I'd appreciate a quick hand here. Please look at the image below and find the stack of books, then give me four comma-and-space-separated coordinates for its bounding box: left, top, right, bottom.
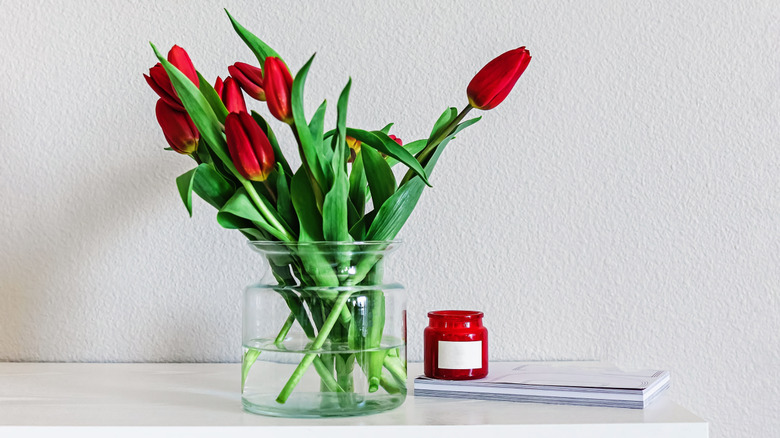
413, 362, 670, 409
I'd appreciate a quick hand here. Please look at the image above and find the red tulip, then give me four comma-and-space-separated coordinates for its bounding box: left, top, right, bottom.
467, 47, 531, 110
263, 57, 294, 124
221, 77, 247, 113
388, 135, 403, 146
225, 111, 275, 181
214, 76, 224, 97
229, 62, 265, 101
155, 99, 199, 154
144, 45, 200, 111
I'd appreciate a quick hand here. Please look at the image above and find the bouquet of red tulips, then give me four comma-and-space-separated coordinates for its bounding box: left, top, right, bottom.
145, 10, 530, 413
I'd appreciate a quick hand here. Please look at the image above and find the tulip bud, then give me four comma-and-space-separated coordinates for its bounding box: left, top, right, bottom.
144, 45, 200, 111
346, 136, 361, 163
467, 47, 531, 110
225, 111, 275, 181
221, 77, 247, 113
155, 99, 199, 154
263, 57, 294, 124
166, 45, 199, 85
229, 62, 266, 101
388, 134, 403, 146
214, 76, 224, 97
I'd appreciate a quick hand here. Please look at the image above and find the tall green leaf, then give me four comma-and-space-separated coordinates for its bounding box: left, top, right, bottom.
346, 128, 429, 186
290, 168, 324, 242
322, 172, 350, 242
362, 146, 396, 210
197, 71, 228, 123
334, 79, 352, 175
309, 99, 333, 180
290, 168, 339, 287
291, 54, 327, 190
225, 10, 283, 64
251, 111, 292, 177
275, 166, 298, 236
348, 151, 367, 218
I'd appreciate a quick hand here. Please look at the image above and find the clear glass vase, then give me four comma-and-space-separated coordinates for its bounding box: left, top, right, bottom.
241, 241, 407, 418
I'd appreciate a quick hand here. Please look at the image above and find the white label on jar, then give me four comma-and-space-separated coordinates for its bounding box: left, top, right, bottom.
438, 340, 482, 369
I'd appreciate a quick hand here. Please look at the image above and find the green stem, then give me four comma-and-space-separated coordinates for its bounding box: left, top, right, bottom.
383, 355, 407, 387
241, 179, 294, 241
274, 313, 296, 345
400, 104, 473, 186
379, 368, 401, 394
263, 179, 278, 204
243, 311, 297, 393
312, 356, 344, 393
276, 291, 352, 403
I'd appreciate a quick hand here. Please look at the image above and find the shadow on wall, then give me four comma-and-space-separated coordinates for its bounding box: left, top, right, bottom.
0, 152, 197, 361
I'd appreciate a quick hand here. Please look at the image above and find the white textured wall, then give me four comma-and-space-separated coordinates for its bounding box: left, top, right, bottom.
1, 0, 778, 436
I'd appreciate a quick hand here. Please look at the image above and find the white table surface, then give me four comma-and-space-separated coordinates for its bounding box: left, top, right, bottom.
0, 362, 707, 438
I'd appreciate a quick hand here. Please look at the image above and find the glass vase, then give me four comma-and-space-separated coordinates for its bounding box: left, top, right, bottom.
241, 241, 407, 418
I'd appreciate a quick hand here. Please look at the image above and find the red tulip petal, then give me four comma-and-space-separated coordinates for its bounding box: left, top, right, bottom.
467, 47, 530, 110
214, 76, 224, 97
167, 45, 199, 86
156, 100, 198, 154
240, 112, 275, 180
222, 77, 247, 113
147, 65, 184, 110
263, 57, 293, 124
229, 64, 265, 100
482, 52, 531, 110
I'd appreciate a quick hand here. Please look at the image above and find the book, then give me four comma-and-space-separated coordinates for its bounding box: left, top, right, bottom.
413, 362, 670, 409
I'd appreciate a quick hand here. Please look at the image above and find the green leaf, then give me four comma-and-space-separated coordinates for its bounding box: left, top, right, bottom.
348, 151, 367, 218
217, 188, 288, 241
322, 171, 350, 242
290, 167, 324, 242
192, 163, 234, 210
429, 107, 458, 141
450, 116, 482, 138
366, 132, 455, 241
275, 166, 297, 235
349, 210, 375, 241
251, 111, 292, 177
225, 10, 282, 64
291, 54, 327, 190
309, 99, 333, 180
334, 79, 352, 175
176, 168, 197, 217
240, 228, 267, 241
346, 128, 430, 186
346, 197, 361, 231
197, 71, 228, 123
386, 139, 426, 167
379, 123, 394, 134
291, 168, 340, 287
362, 146, 396, 210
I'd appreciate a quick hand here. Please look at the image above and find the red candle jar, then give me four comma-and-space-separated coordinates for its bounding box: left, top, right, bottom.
424, 310, 488, 380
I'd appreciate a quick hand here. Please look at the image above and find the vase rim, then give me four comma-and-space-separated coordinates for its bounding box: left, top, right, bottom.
247, 240, 402, 254
247, 240, 401, 246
